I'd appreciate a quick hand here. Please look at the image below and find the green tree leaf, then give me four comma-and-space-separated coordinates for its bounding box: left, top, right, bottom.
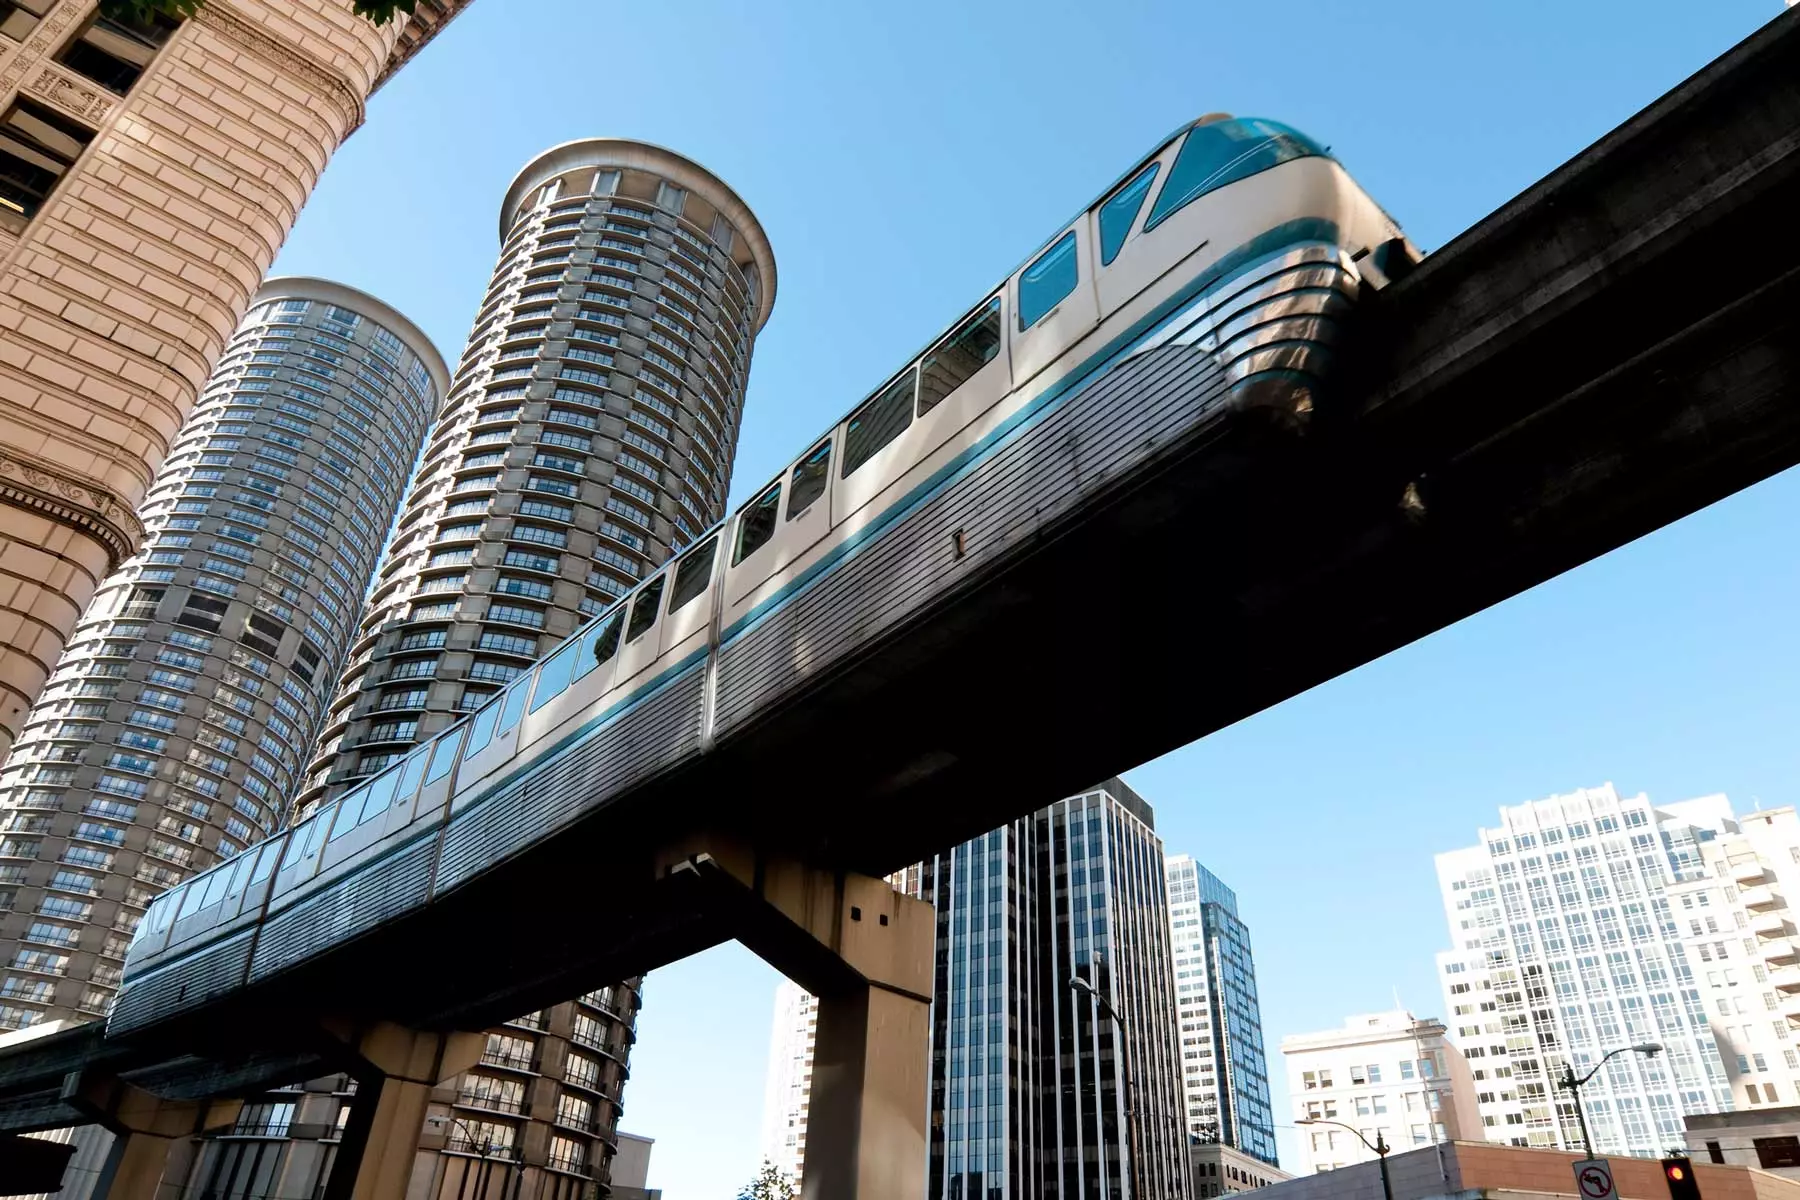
735, 1159, 797, 1200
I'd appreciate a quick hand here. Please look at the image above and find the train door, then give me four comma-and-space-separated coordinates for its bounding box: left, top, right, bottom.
1009, 222, 1100, 386
725, 438, 834, 613
658, 535, 720, 658
612, 572, 668, 685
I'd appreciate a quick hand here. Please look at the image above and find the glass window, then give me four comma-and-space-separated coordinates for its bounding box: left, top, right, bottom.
0, 99, 93, 223
529, 640, 580, 713
1098, 162, 1161, 265
788, 441, 831, 518
919, 298, 1003, 415
668, 538, 718, 614
496, 682, 530, 734
462, 702, 500, 759
626, 576, 666, 643
1146, 118, 1325, 231
841, 371, 916, 478
577, 610, 623, 677
734, 483, 780, 565
250, 838, 282, 884
424, 728, 464, 784
1018, 232, 1078, 330
330, 786, 372, 840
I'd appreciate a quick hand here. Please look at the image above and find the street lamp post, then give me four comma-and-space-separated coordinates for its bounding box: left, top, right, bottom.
1556, 1042, 1664, 1156
1071, 972, 1145, 1199
1295, 1118, 1394, 1200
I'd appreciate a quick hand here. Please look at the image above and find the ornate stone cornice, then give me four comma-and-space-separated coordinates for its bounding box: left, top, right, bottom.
24, 60, 114, 124
0, 449, 142, 569
193, 1, 366, 135
0, 2, 84, 95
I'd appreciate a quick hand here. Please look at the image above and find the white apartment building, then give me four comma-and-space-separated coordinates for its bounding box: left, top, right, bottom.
1660, 799, 1800, 1114
1280, 1010, 1481, 1175
1435, 783, 1734, 1158
759, 979, 817, 1186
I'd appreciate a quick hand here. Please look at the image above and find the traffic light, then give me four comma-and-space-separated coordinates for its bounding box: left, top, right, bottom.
1662, 1156, 1702, 1200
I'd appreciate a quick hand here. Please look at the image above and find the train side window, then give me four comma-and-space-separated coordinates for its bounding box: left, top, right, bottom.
733, 483, 780, 565
329, 786, 372, 840
841, 370, 916, 478
1098, 163, 1161, 265
395, 748, 430, 802
221, 853, 254, 903
425, 728, 464, 784
668, 537, 719, 613
585, 610, 624, 669
196, 862, 232, 910
919, 298, 1003, 415
496, 681, 531, 734
176, 877, 210, 919
529, 639, 581, 713
626, 575, 665, 642
361, 768, 401, 823
1018, 232, 1078, 330
462, 703, 500, 758
249, 838, 282, 884
787, 442, 831, 518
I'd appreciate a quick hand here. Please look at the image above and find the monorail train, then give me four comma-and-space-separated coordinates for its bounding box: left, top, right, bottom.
111, 114, 1415, 1035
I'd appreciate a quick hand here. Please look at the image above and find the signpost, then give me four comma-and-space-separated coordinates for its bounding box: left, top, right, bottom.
1575, 1158, 1618, 1200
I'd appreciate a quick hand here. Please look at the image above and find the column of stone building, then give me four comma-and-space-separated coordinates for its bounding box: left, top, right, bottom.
0, 277, 446, 1196
0, 0, 473, 760
276, 139, 775, 1200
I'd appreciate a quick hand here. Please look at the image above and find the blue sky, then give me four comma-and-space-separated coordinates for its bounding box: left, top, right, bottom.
272, 1, 1797, 1192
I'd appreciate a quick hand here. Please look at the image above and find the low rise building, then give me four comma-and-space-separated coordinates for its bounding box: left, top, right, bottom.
1191, 1140, 1291, 1197
1280, 1010, 1482, 1175
1239, 1140, 1800, 1200
1687, 1107, 1800, 1179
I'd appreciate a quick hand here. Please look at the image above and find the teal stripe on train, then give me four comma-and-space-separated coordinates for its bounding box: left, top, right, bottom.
719, 217, 1343, 648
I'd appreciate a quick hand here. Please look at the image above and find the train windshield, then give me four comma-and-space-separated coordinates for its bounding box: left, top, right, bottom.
1146, 118, 1327, 232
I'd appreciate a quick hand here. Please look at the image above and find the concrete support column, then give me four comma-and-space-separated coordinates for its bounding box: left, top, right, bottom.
318, 1021, 485, 1200
806, 979, 932, 1200
659, 838, 935, 1200
64, 1078, 241, 1200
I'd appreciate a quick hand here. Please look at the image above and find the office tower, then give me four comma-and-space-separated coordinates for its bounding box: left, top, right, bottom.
900, 779, 1189, 1200
759, 979, 817, 1187
1165, 854, 1278, 1163
1279, 1010, 1482, 1175
0, 0, 470, 760
286, 139, 774, 1200
0, 278, 443, 1199
1434, 783, 1735, 1156
1657, 799, 1800, 1115
759, 783, 1189, 1199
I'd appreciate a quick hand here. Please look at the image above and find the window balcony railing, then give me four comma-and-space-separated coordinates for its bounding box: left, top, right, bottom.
455, 1090, 525, 1115
479, 1048, 537, 1073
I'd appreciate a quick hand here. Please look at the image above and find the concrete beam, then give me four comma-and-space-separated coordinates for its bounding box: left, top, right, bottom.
61, 1075, 240, 1200
317, 1022, 485, 1200
659, 837, 933, 1200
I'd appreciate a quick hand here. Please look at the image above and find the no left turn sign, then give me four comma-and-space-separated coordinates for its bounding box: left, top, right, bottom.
1574, 1158, 1617, 1200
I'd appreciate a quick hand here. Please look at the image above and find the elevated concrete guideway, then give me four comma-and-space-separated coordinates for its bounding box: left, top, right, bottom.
7, 10, 1800, 1198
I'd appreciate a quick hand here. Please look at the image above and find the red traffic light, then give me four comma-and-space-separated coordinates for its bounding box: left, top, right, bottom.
1661, 1156, 1701, 1200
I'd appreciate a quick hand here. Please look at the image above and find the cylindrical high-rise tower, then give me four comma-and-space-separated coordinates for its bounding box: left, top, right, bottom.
0, 278, 446, 1036
288, 141, 774, 1200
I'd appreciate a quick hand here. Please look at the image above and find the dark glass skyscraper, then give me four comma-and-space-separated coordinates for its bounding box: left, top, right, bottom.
908, 780, 1190, 1199
1165, 855, 1277, 1165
